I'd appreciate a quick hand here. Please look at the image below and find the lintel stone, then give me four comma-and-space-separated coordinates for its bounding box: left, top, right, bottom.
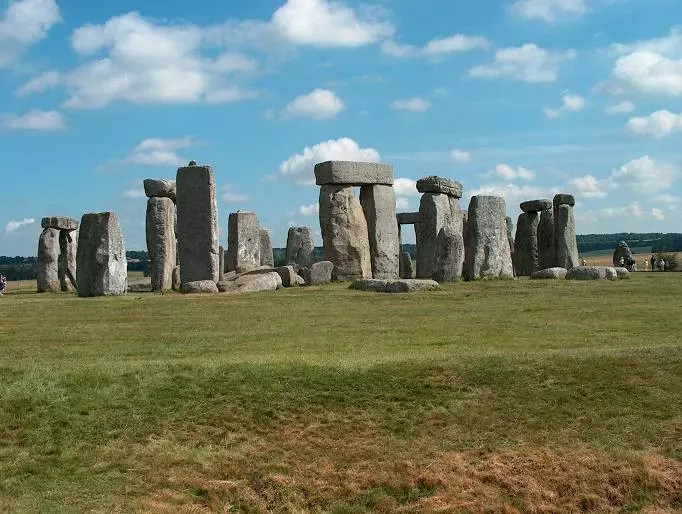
520, 199, 552, 213
41, 216, 78, 231
397, 212, 419, 225
416, 176, 463, 198
314, 161, 393, 186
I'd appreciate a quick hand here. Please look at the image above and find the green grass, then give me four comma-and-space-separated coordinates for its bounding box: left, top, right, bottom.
1, 275, 681, 512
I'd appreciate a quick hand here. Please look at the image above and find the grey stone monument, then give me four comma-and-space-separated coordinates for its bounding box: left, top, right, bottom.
146, 196, 176, 291
227, 211, 261, 273
286, 227, 315, 267
465, 195, 514, 280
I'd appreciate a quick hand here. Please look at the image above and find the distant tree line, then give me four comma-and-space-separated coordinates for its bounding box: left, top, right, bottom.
576, 233, 665, 253
651, 234, 682, 253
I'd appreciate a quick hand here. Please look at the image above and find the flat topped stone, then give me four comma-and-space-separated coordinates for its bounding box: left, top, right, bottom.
144, 179, 176, 201
396, 212, 419, 225
41, 216, 78, 231
314, 161, 394, 186
553, 193, 575, 207
566, 266, 618, 281
416, 176, 463, 198
520, 199, 552, 213
350, 278, 440, 293
530, 267, 567, 279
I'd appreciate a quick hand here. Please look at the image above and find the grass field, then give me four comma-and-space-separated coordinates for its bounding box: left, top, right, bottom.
1, 275, 681, 512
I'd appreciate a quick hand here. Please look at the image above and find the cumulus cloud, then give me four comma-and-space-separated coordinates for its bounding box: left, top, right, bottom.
0, 0, 60, 68
492, 164, 535, 181
608, 156, 680, 194
122, 183, 146, 199
2, 109, 64, 130
393, 178, 418, 197
381, 34, 489, 59
511, 0, 587, 22
221, 185, 250, 203
451, 149, 472, 163
283, 89, 345, 119
5, 217, 35, 233
279, 137, 380, 185
652, 208, 665, 220
15, 70, 60, 97
568, 175, 607, 198
469, 183, 548, 208
580, 202, 645, 221
605, 100, 635, 115
626, 110, 682, 139
544, 92, 586, 118
469, 44, 575, 83
299, 203, 319, 215
391, 97, 431, 112
124, 137, 197, 166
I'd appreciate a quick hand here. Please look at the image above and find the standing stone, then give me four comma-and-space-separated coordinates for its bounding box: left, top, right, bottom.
58, 229, 78, 292
506, 217, 514, 256
172, 266, 181, 291
513, 212, 540, 276
360, 184, 400, 279
465, 196, 514, 280
260, 229, 274, 268
76, 212, 127, 297
227, 212, 261, 273
286, 227, 315, 267
300, 261, 334, 286
37, 228, 59, 293
319, 185, 372, 281
416, 193, 461, 279
613, 241, 636, 271
400, 251, 414, 279
146, 197, 176, 291
554, 194, 579, 270
176, 165, 219, 284
538, 208, 555, 270
433, 225, 464, 282
218, 245, 225, 282
462, 211, 469, 276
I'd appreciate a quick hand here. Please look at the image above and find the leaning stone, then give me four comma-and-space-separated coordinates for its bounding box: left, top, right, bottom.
360, 184, 400, 279
275, 265, 297, 287
146, 197, 176, 291
143, 179, 176, 201
433, 225, 464, 282
530, 267, 567, 279
520, 199, 553, 213
350, 279, 440, 293
396, 212, 419, 225
286, 227, 315, 267
399, 251, 414, 279
300, 261, 334, 286
465, 196, 514, 280
513, 212, 540, 276
76, 212, 127, 297
416, 193, 461, 279
416, 176, 463, 198
180, 280, 218, 294
554, 202, 579, 269
41, 216, 79, 231
237, 272, 282, 293
58, 229, 78, 292
37, 228, 60, 293
319, 185, 372, 280
226, 211, 261, 273
314, 161, 393, 186
614, 267, 630, 279
537, 208, 555, 269
260, 229, 274, 268
176, 165, 219, 283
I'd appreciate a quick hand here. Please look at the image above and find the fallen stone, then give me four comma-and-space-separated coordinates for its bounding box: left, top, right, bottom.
275, 265, 297, 287
180, 280, 218, 294
314, 161, 393, 186
146, 197, 176, 291
226, 211, 261, 273
236, 272, 282, 293
350, 279, 440, 293
433, 225, 464, 282
41, 216, 79, 231
530, 267, 567, 279
566, 266, 618, 281
360, 184, 400, 279
614, 267, 630, 279
553, 193, 575, 207
300, 261, 334, 286
605, 267, 618, 280
396, 212, 419, 225
520, 199, 553, 213
286, 227, 315, 267
37, 228, 60, 293
217, 280, 239, 293
128, 281, 152, 293
143, 179, 176, 201
234, 268, 282, 287
260, 229, 274, 268
399, 251, 414, 279
58, 229, 77, 292
465, 196, 514, 280
416, 176, 463, 198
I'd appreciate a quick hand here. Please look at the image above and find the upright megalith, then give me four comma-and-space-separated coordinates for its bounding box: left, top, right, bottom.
260, 229, 274, 268
360, 184, 399, 279
433, 225, 464, 282
286, 227, 315, 267
319, 185, 372, 281
227, 211, 261, 273
399, 251, 414, 279
58, 229, 78, 292
37, 228, 59, 292
146, 197, 176, 291
76, 212, 127, 297
553, 194, 579, 270
613, 241, 636, 271
537, 208, 555, 270
514, 212, 540, 276
218, 245, 225, 282
465, 195, 514, 280
176, 163, 219, 284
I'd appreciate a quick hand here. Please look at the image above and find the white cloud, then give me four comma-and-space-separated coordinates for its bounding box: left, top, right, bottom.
451, 149, 472, 163
221, 185, 250, 203
279, 137, 380, 185
608, 156, 680, 194
543, 108, 560, 119
299, 203, 319, 215
393, 177, 418, 197
605, 100, 635, 115
3, 109, 64, 130
124, 137, 196, 166
568, 175, 607, 198
511, 0, 587, 22
283, 89, 345, 120
5, 217, 35, 233
469, 44, 575, 83
544, 92, 586, 118
122, 184, 146, 199
396, 198, 410, 210
0, 0, 61, 68
581, 202, 645, 221
15, 70, 60, 97
493, 164, 535, 181
391, 97, 431, 112
652, 208, 665, 220
469, 183, 548, 208
626, 110, 682, 139
381, 34, 489, 59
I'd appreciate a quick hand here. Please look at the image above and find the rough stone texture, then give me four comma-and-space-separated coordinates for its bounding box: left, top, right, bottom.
416, 193, 462, 279
180, 280, 218, 294
176, 165, 219, 284
144, 179, 176, 201
399, 251, 414, 279
520, 199, 553, 213
227, 211, 261, 273
146, 197, 176, 292
76, 212, 127, 297
300, 261, 334, 286
613, 241, 636, 271
604, 267, 618, 281
554, 203, 580, 269
506, 216, 514, 266
41, 216, 78, 231
433, 225, 464, 282
614, 267, 630, 279
58, 229, 78, 292
236, 272, 282, 293
537, 208, 555, 270
465, 195, 514, 280
218, 245, 225, 282
314, 161, 393, 186
462, 211, 469, 275
360, 184, 400, 279
553, 193, 576, 207
566, 266, 617, 280
37, 228, 60, 293
286, 227, 315, 267
217, 280, 239, 293
172, 266, 181, 291
259, 230, 274, 268
275, 265, 297, 287
416, 176, 463, 198
319, 185, 372, 281
396, 212, 419, 225
350, 279, 440, 293
530, 267, 567, 279
513, 212, 540, 276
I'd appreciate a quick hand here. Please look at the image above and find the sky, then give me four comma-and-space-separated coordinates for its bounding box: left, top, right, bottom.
1, 0, 681, 255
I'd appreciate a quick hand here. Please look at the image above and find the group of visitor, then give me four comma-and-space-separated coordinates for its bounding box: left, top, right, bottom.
650, 255, 670, 271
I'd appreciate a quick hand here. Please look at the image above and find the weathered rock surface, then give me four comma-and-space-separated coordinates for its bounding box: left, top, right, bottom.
350, 279, 440, 293
172, 266, 181, 290
614, 267, 630, 279
319, 185, 372, 280
399, 251, 414, 279
146, 197, 176, 291
235, 271, 282, 293
360, 184, 400, 279
530, 267, 567, 279
520, 199, 552, 213
566, 266, 617, 281
180, 280, 219, 294
554, 202, 579, 269
553, 194, 575, 207
604, 267, 618, 281
58, 229, 78, 292
218, 245, 225, 282
76, 212, 127, 297
176, 165, 219, 283
217, 280, 239, 293
37, 228, 60, 292
433, 225, 464, 282
41, 216, 78, 231
514, 212, 540, 276
465, 196, 514, 280
613, 241, 636, 271
314, 161, 393, 186
396, 212, 419, 225
300, 261, 334, 286
227, 211, 261, 273
143, 179, 176, 201
416, 193, 462, 279
286, 227, 315, 267
275, 265, 297, 287
537, 208, 555, 269
506, 216, 514, 264
259, 229, 274, 268
416, 176, 463, 198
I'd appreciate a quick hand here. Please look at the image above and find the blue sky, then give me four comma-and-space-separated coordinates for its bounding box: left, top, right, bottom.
1, 0, 681, 255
